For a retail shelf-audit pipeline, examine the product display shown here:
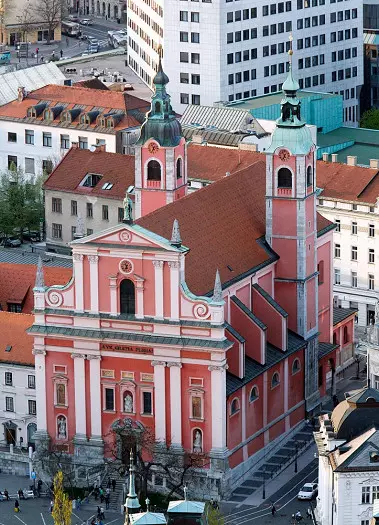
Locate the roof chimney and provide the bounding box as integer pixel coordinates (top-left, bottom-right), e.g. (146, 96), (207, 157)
(347, 155), (357, 166)
(331, 153), (338, 163)
(225, 171), (231, 177)
(192, 134), (203, 144)
(322, 152), (329, 162)
(238, 143), (258, 152)
(370, 159), (379, 169)
(17, 86), (26, 102)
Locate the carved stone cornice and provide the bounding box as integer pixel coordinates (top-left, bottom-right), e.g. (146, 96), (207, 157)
(88, 255), (99, 264)
(208, 364), (229, 372)
(152, 260), (164, 268)
(168, 261), (180, 269)
(32, 349), (46, 356)
(71, 353), (86, 359)
(73, 253), (84, 262)
(87, 354), (102, 361)
(151, 360), (166, 367)
(166, 361), (182, 368)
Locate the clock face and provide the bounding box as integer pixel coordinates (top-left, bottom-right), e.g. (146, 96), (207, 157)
(120, 259), (133, 274)
(148, 142), (159, 154)
(278, 149), (290, 162)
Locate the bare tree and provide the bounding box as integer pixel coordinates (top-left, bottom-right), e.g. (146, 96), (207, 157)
(105, 418), (208, 502)
(33, 0), (61, 44)
(16, 3), (36, 43)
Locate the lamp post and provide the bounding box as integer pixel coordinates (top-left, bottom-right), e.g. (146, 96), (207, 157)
(294, 441), (298, 473)
(262, 465), (266, 500)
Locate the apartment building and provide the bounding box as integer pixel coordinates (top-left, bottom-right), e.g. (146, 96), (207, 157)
(127, 0), (363, 123)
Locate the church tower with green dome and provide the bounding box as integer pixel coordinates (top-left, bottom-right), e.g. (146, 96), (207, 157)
(265, 39), (321, 413)
(134, 50), (187, 219)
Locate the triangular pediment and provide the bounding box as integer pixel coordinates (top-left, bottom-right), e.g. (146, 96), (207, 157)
(70, 223), (187, 253)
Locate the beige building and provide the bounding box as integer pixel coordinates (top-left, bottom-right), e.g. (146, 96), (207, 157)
(0, 0), (61, 45)
(44, 146), (135, 254)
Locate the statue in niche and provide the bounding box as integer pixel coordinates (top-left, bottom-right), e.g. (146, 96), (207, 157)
(57, 416), (67, 439)
(124, 393), (133, 413)
(193, 430), (202, 453)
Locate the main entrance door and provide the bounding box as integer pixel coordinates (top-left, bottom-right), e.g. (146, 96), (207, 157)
(5, 427), (16, 445)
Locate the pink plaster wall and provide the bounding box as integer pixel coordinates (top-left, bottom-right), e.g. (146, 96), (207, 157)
(245, 375), (264, 438)
(317, 240), (332, 342)
(288, 351), (305, 408)
(252, 287), (284, 350)
(258, 271), (273, 297)
(230, 300), (265, 365)
(266, 361), (284, 423)
(236, 284), (250, 308)
(272, 238), (298, 280)
(227, 390), (242, 450)
(272, 200), (297, 237)
(274, 282), (297, 332)
(226, 330), (243, 378)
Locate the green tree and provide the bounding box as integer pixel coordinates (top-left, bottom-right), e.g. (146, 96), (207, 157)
(52, 471), (72, 525)
(206, 503), (225, 525)
(360, 108), (379, 130)
(0, 170), (44, 239)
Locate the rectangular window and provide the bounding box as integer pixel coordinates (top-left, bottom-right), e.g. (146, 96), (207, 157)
(43, 132), (52, 147)
(263, 4), (269, 15)
(192, 396), (202, 418)
(192, 74), (200, 85)
(28, 375), (35, 389)
(263, 25), (269, 36)
(180, 10), (188, 20)
(87, 202), (93, 218)
(25, 129), (34, 145)
(87, 228), (93, 236)
(25, 157), (35, 174)
(335, 219), (341, 232)
(352, 271), (358, 288)
(369, 249), (375, 263)
(369, 274), (375, 291)
(142, 391), (152, 414)
(60, 134), (70, 149)
(351, 246), (357, 261)
(5, 372), (12, 386)
(180, 52), (188, 62)
(191, 32), (200, 43)
(369, 224), (375, 237)
(52, 223), (62, 239)
(8, 155), (17, 170)
(318, 261), (324, 285)
(251, 28), (257, 39)
(362, 486), (370, 504)
(251, 7), (257, 17)
(180, 31), (188, 42)
(102, 205), (109, 221)
(118, 207), (124, 223)
(191, 94), (201, 105)
(351, 221), (357, 235)
(105, 388), (115, 411)
(191, 53), (200, 64)
(180, 93), (189, 104)
(71, 200), (77, 216)
(335, 243), (341, 258)
(52, 197), (62, 214)
(5, 397), (14, 412)
(42, 159), (53, 174)
(8, 132), (17, 143)
(71, 226), (76, 240)
(190, 11), (199, 22)
(79, 137), (88, 149)
(334, 268), (341, 285)
(235, 9), (241, 20)
(28, 400), (37, 415)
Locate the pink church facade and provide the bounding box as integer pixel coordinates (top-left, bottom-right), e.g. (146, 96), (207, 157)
(30, 60), (354, 496)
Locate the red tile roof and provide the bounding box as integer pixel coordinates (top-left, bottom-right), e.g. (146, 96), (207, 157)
(0, 312), (34, 366)
(0, 263), (72, 313)
(315, 162), (379, 204)
(0, 84), (149, 132)
(74, 78), (109, 90)
(43, 147), (135, 199)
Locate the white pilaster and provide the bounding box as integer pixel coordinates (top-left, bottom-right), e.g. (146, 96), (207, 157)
(73, 253), (84, 312)
(168, 261), (180, 321)
(33, 348), (47, 432)
(72, 353), (86, 438)
(153, 260), (164, 319)
(152, 360), (166, 443)
(167, 362), (182, 448)
(88, 255), (99, 314)
(135, 276), (145, 319)
(208, 364), (227, 450)
(109, 276), (117, 316)
(88, 355), (102, 438)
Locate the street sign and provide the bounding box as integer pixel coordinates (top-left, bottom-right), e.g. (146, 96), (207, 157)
(31, 471), (36, 479)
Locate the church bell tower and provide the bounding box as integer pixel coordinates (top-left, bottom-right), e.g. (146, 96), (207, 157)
(134, 49), (187, 219)
(265, 38), (320, 412)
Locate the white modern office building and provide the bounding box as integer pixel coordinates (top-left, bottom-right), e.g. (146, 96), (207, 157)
(127, 0), (364, 123)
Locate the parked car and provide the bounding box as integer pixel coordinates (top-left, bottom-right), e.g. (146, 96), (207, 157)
(80, 18), (93, 25)
(4, 238), (21, 248)
(297, 483), (318, 500)
(68, 14), (80, 22)
(23, 231), (40, 242)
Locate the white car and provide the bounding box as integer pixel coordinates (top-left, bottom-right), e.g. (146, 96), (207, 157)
(297, 483), (318, 500)
(81, 18), (93, 25)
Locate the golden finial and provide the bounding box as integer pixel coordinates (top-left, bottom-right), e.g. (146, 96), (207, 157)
(158, 43), (163, 59)
(288, 33), (293, 60)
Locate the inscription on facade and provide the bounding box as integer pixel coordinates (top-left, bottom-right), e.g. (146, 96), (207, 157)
(101, 343), (153, 354)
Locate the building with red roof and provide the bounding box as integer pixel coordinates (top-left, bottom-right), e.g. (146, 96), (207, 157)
(29, 60), (355, 498)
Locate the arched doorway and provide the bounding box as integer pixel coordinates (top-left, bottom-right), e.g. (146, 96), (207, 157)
(3, 421), (17, 445)
(27, 423), (37, 449)
(120, 279), (135, 314)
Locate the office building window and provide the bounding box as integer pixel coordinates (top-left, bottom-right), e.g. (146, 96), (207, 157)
(369, 249), (375, 263)
(8, 155), (17, 170)
(351, 246), (357, 260)
(192, 94), (200, 105)
(8, 132), (17, 143)
(52, 198), (62, 214)
(369, 274), (375, 291)
(52, 223), (62, 239)
(60, 134), (70, 149)
(43, 132), (52, 147)
(351, 272), (357, 288)
(335, 243), (341, 258)
(334, 268), (341, 285)
(180, 10), (188, 20)
(25, 129), (34, 145)
(25, 157), (35, 174)
(191, 53), (200, 63)
(180, 93), (189, 104)
(192, 74), (200, 84)
(180, 52), (189, 62)
(180, 31), (188, 42)
(5, 397), (14, 412)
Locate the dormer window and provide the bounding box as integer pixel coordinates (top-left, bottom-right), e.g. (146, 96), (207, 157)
(106, 117), (114, 128)
(81, 173), (103, 188)
(43, 109), (53, 121)
(60, 111), (72, 123)
(27, 107), (36, 118)
(277, 167), (292, 189)
(97, 116), (106, 127)
(80, 114), (91, 125)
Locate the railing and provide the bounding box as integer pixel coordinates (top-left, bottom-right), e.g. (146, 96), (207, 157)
(146, 179), (161, 189)
(277, 187), (292, 196)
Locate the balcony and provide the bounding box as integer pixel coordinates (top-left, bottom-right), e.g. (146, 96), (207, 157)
(277, 187), (292, 196)
(146, 179), (161, 189)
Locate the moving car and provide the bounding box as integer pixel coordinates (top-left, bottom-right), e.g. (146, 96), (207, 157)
(87, 38), (100, 53)
(4, 237), (21, 248)
(80, 18), (93, 25)
(297, 483), (318, 500)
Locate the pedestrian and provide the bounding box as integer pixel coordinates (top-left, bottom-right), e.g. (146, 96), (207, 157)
(105, 494), (110, 510)
(76, 497), (81, 510)
(14, 499), (20, 512)
(306, 508), (312, 519)
(100, 506), (105, 519)
(111, 478), (116, 492)
(60, 49), (63, 58)
(271, 503), (277, 516)
(40, 55), (44, 63)
(333, 394), (339, 407)
(50, 500), (54, 513)
(106, 487), (110, 497)
(99, 488), (104, 503)
(4, 489), (9, 501)
(66, 36), (69, 46)
(18, 489), (23, 500)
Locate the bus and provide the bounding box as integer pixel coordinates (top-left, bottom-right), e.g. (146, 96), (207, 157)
(61, 20), (80, 37)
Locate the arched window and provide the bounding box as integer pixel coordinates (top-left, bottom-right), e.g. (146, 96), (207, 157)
(155, 101), (161, 113)
(307, 165), (313, 187)
(176, 158), (182, 179)
(277, 167), (292, 189)
(120, 279), (135, 315)
(292, 359), (301, 374)
(147, 160), (161, 181)
(123, 391), (134, 413)
(271, 372), (280, 388)
(230, 398), (240, 415)
(249, 386), (258, 402)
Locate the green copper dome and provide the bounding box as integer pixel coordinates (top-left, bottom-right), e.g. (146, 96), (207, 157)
(137, 55), (182, 147)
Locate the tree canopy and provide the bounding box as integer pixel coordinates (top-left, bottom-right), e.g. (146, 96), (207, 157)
(360, 108), (379, 130)
(0, 170), (44, 238)
(52, 471), (72, 525)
